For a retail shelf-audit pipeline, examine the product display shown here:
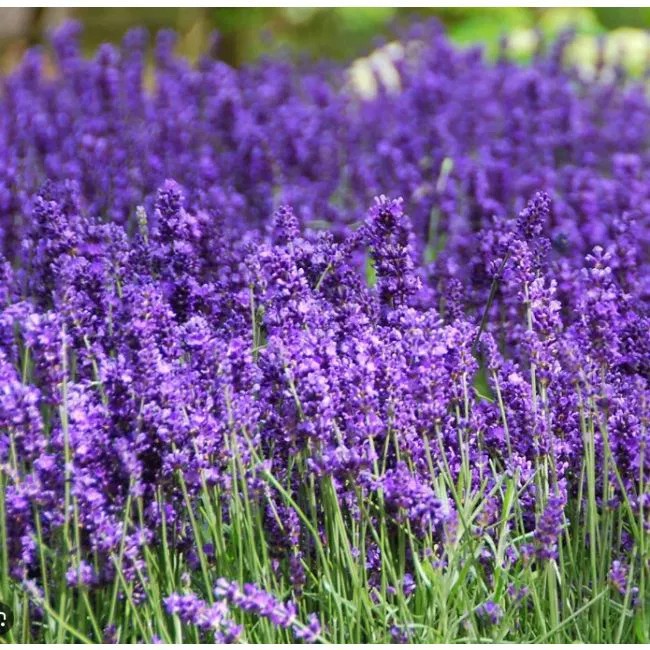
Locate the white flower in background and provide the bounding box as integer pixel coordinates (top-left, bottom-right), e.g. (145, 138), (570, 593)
(349, 41), (404, 100)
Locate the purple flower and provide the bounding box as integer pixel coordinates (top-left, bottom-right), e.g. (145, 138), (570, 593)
(534, 491), (566, 561)
(164, 592), (230, 635)
(102, 625), (118, 644)
(608, 560), (628, 595)
(475, 600), (503, 626)
(294, 614), (321, 643)
(361, 195), (422, 313)
(65, 560), (97, 588)
(214, 579), (319, 641)
(390, 624), (412, 643)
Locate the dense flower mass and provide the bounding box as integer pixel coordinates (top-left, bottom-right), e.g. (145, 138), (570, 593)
(0, 19), (649, 643)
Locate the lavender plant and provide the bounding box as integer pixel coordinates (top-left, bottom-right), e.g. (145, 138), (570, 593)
(0, 19), (649, 643)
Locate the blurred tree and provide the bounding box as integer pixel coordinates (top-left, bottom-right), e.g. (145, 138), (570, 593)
(0, 7), (648, 73)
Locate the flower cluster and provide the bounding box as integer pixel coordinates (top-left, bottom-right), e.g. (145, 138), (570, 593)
(164, 592), (242, 642)
(1, 18), (649, 643)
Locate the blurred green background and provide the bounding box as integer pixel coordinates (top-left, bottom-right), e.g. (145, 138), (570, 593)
(1, 7), (649, 73)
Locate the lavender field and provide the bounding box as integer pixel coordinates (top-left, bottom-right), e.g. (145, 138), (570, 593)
(0, 18), (649, 643)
